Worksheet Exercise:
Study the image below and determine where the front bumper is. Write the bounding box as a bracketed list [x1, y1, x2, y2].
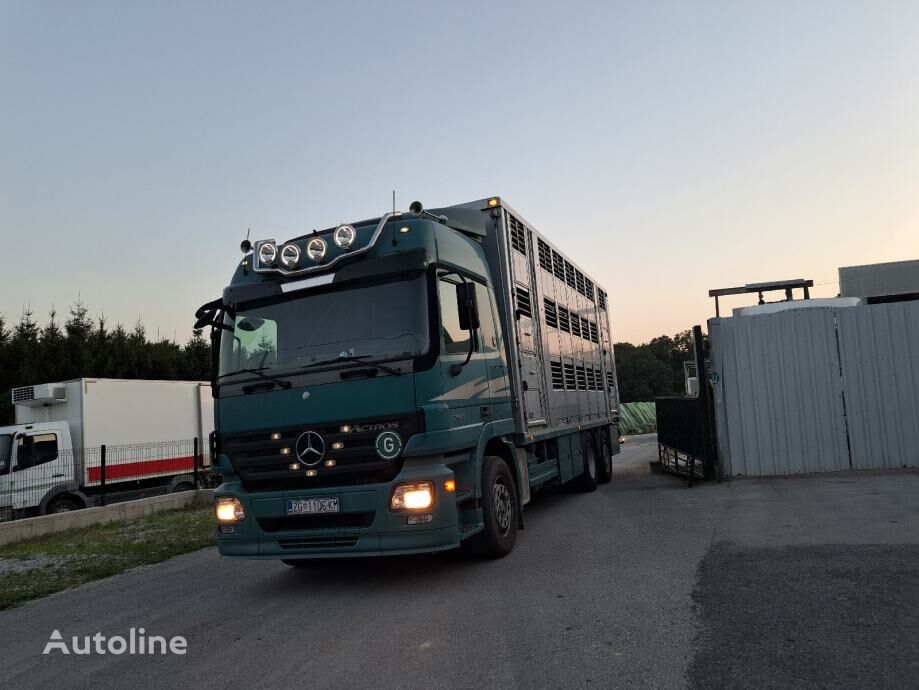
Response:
[215, 458, 460, 559]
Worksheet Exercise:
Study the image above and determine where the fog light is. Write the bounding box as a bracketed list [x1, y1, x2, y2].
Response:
[215, 497, 245, 523]
[390, 481, 434, 512]
[218, 524, 237, 534]
[406, 514, 433, 525]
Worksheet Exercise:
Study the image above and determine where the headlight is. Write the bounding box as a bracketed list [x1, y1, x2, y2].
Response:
[257, 242, 277, 266]
[333, 224, 356, 249]
[390, 481, 435, 512]
[306, 238, 327, 262]
[215, 496, 245, 523]
[280, 243, 300, 268]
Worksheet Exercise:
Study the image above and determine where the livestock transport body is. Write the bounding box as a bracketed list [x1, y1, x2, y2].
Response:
[0, 379, 213, 518]
[197, 196, 620, 560]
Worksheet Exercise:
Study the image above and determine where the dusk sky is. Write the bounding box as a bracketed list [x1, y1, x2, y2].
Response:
[2, 1, 917, 344]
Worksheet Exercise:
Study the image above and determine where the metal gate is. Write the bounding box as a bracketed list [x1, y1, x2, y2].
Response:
[710, 301, 919, 476]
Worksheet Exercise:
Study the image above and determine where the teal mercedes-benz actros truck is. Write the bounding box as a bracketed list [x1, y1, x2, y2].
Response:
[196, 197, 620, 561]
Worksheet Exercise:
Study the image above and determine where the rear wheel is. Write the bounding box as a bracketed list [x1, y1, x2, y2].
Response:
[573, 433, 599, 492]
[597, 430, 613, 485]
[467, 455, 518, 559]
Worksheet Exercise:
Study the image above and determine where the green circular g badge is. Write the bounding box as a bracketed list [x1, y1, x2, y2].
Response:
[375, 431, 403, 460]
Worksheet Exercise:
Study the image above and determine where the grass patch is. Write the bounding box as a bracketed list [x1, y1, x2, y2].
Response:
[0, 506, 215, 610]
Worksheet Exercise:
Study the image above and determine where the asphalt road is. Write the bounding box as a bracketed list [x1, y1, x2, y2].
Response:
[2, 435, 918, 689]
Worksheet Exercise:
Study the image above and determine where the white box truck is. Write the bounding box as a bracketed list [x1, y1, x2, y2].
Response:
[0, 379, 214, 519]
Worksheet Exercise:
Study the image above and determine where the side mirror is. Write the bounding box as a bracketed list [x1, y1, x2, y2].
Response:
[456, 283, 480, 331]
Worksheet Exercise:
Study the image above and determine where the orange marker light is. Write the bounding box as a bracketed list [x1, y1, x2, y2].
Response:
[487, 198, 499, 207]
[444, 479, 456, 493]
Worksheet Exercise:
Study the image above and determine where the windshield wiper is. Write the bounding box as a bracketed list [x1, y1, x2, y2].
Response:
[216, 367, 292, 389]
[301, 354, 403, 376]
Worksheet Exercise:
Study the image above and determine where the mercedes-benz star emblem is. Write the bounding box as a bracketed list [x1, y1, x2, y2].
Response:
[295, 431, 325, 467]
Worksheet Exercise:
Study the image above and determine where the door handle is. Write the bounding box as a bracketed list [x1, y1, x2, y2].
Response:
[52, 474, 65, 478]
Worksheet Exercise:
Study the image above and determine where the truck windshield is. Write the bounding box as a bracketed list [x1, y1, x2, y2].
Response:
[0, 434, 11, 475]
[218, 274, 429, 379]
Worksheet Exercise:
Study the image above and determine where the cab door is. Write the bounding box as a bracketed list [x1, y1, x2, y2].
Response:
[7, 428, 73, 511]
[436, 274, 489, 432]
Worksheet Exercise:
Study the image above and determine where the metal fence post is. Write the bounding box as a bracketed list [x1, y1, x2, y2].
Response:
[693, 325, 716, 481]
[99, 444, 107, 506]
[193, 437, 200, 490]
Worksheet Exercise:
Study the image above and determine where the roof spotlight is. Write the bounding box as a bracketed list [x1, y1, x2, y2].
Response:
[280, 243, 300, 268]
[334, 225, 356, 249]
[409, 201, 424, 216]
[306, 238, 327, 262]
[257, 242, 277, 266]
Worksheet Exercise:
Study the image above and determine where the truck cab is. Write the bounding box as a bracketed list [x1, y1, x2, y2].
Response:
[0, 422, 74, 517]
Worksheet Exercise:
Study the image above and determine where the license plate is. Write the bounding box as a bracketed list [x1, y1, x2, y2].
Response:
[286, 497, 340, 515]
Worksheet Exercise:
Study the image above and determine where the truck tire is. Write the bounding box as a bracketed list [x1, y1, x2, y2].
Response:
[47, 497, 82, 514]
[597, 430, 613, 485]
[573, 433, 599, 492]
[468, 455, 518, 559]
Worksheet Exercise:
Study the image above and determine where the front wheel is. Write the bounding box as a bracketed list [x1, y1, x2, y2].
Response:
[47, 497, 82, 514]
[467, 456, 518, 559]
[573, 433, 599, 492]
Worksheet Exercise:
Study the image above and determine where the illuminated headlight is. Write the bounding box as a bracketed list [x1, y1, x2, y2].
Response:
[215, 496, 245, 523]
[333, 224, 356, 249]
[306, 238, 327, 262]
[280, 243, 300, 268]
[390, 481, 435, 512]
[257, 242, 277, 266]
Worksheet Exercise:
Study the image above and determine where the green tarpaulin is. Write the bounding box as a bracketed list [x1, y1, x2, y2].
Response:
[619, 402, 656, 435]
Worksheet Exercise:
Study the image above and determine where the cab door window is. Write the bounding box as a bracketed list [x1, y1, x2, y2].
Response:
[475, 283, 499, 353]
[438, 277, 472, 355]
[14, 433, 59, 471]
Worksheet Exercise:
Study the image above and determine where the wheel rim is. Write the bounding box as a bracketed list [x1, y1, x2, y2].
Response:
[586, 443, 597, 479]
[492, 478, 513, 537]
[54, 506, 72, 513]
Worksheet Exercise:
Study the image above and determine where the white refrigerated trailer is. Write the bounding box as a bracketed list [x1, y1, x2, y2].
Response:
[0, 379, 214, 518]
